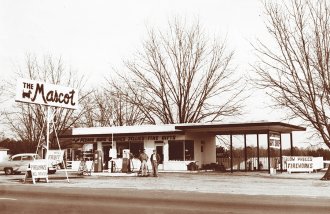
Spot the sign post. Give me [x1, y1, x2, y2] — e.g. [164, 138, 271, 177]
[16, 79, 78, 184]
[268, 132, 281, 174]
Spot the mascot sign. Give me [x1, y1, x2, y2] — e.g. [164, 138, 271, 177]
[15, 79, 78, 109]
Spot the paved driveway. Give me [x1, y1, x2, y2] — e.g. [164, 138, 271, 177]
[1, 171, 329, 198]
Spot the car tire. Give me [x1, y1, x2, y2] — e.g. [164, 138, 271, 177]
[4, 168, 13, 175]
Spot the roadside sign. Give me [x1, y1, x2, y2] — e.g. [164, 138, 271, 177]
[269, 132, 281, 149]
[28, 160, 49, 184]
[46, 150, 64, 166]
[15, 78, 79, 110]
[284, 156, 313, 173]
[15, 78, 73, 184]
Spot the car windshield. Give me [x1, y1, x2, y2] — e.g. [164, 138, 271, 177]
[9, 154, 42, 161]
[11, 156, 21, 161]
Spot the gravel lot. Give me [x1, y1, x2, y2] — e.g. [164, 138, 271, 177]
[1, 170, 330, 198]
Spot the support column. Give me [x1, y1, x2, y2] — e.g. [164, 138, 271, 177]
[230, 134, 233, 173]
[280, 133, 283, 173]
[257, 134, 260, 171]
[290, 133, 294, 156]
[244, 134, 247, 172]
[267, 132, 271, 174]
[46, 106, 50, 154]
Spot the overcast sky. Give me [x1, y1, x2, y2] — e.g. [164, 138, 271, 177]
[0, 0, 267, 83]
[0, 0, 312, 145]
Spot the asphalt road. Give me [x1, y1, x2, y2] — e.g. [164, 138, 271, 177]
[1, 185, 330, 214]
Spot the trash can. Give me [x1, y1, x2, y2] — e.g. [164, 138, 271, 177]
[187, 162, 198, 171]
[110, 159, 115, 173]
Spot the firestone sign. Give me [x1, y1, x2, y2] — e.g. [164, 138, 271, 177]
[15, 79, 78, 109]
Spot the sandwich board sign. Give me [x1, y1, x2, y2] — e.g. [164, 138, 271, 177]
[15, 78, 79, 109]
[46, 150, 64, 166]
[26, 160, 49, 184]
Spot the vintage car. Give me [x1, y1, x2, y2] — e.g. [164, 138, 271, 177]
[0, 153, 57, 175]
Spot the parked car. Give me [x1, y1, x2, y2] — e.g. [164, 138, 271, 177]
[0, 153, 57, 175]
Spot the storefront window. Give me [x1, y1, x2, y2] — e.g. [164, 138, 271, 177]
[169, 141, 184, 160]
[169, 140, 194, 161]
[129, 142, 144, 158]
[116, 142, 129, 158]
[116, 141, 144, 158]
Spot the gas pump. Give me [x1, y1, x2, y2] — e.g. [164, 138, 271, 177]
[122, 149, 130, 173]
[109, 149, 116, 173]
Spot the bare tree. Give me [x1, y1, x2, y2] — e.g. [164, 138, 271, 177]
[109, 18, 245, 124]
[3, 54, 90, 151]
[77, 89, 146, 127]
[254, 0, 330, 179]
[0, 82, 7, 140]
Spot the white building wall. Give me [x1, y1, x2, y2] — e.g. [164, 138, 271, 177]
[0, 150, 8, 162]
[194, 140, 202, 166]
[163, 141, 169, 162]
[97, 142, 102, 151]
[162, 135, 188, 171]
[184, 133, 216, 167]
[73, 133, 216, 171]
[203, 135, 216, 164]
[144, 139, 155, 169]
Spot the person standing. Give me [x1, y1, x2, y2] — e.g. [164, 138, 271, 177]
[150, 149, 160, 177]
[128, 152, 134, 173]
[139, 149, 149, 176]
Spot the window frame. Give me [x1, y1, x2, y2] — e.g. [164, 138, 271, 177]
[168, 140, 194, 161]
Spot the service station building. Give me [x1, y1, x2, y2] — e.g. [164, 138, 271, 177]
[58, 122, 305, 173]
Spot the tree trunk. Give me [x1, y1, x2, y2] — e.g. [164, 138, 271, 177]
[321, 164, 330, 180]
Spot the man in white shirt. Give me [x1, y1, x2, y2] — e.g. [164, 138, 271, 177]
[139, 149, 149, 176]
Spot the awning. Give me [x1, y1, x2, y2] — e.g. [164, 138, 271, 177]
[175, 122, 306, 135]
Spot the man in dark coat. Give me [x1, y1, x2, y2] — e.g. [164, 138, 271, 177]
[150, 149, 161, 177]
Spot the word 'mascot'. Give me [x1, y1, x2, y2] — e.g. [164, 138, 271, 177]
[30, 83, 76, 106]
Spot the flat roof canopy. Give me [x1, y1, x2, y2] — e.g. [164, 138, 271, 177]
[59, 121, 306, 139]
[175, 122, 306, 135]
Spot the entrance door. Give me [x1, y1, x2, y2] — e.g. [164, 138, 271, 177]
[103, 145, 112, 170]
[156, 145, 163, 164]
[156, 145, 164, 170]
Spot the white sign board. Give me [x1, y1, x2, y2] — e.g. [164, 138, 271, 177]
[285, 156, 313, 173]
[313, 157, 324, 170]
[109, 149, 117, 158]
[269, 132, 281, 149]
[46, 150, 64, 165]
[29, 160, 49, 184]
[15, 78, 78, 109]
[123, 149, 130, 159]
